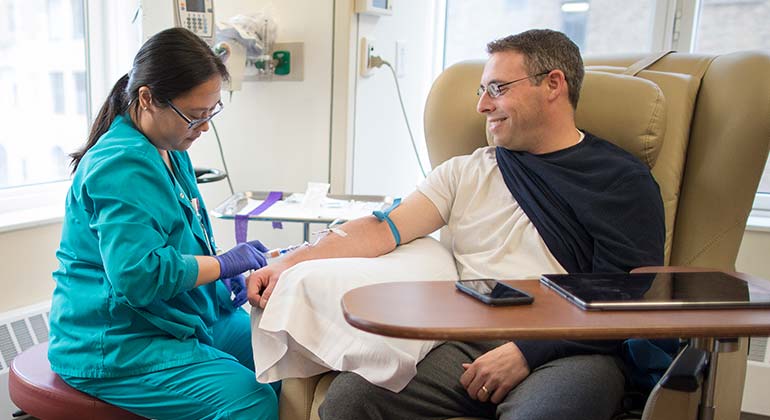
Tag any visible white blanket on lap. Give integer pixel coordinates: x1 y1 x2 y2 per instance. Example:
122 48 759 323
251 237 459 392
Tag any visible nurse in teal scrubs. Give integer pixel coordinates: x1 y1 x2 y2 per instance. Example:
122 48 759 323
48 27 278 420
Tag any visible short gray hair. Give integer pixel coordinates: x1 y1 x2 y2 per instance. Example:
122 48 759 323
487 29 584 109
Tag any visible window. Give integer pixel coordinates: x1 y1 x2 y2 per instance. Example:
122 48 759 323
0 146 7 186
74 71 86 115
692 0 770 207
444 0 657 67
1 1 15 36
0 0 141 229
47 0 68 41
71 0 84 39
0 1 86 189
49 72 65 114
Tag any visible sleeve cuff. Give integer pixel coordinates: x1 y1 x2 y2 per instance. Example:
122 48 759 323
514 339 624 371
180 255 200 292
513 340 560 371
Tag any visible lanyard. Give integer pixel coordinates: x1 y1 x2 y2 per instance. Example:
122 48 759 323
191 197 214 255
167 153 215 256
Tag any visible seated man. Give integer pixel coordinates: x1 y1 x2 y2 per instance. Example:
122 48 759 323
247 29 665 420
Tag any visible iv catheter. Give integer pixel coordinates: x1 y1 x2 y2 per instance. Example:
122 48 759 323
265 219 348 259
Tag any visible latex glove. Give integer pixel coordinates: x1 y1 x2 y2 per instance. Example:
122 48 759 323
222 274 247 307
460 342 530 404
215 240 269 279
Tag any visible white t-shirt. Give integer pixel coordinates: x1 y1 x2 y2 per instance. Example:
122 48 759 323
418 146 566 280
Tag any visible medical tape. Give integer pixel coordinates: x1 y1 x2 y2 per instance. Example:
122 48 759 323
372 198 402 246
311 226 348 244
235 191 283 243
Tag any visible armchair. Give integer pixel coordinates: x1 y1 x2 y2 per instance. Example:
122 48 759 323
279 51 770 420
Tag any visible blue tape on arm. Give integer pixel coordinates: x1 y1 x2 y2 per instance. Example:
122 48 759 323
373 198 402 246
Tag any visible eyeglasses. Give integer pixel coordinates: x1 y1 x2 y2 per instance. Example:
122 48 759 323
476 71 552 98
166 100 224 130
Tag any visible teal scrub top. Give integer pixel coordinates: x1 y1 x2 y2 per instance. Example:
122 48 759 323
49 114 237 378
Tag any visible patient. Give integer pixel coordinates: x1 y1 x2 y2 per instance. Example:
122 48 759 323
248 29 665 420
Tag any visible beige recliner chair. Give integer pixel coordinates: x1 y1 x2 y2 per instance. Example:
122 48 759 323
279 51 770 420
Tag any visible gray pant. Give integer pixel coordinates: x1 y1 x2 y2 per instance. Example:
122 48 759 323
319 341 625 420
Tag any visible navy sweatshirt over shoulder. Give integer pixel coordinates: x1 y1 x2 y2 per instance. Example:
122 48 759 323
495 132 666 370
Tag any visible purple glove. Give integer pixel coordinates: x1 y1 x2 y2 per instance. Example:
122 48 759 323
215 240 269 279
222 274 247 307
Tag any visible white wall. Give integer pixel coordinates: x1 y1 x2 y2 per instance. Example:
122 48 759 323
0 224 59 310
736 230 770 279
350 0 441 197
142 0 335 253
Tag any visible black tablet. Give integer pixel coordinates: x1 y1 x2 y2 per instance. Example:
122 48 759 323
540 271 770 311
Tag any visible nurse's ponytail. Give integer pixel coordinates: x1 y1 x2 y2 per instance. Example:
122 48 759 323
69 27 229 173
70 74 129 172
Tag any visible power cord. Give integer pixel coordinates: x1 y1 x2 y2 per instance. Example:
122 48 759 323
210 120 235 195
369 55 428 178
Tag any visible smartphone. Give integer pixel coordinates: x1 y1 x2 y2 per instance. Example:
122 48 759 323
455 279 534 306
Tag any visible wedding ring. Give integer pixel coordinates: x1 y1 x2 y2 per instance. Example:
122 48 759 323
481 385 490 395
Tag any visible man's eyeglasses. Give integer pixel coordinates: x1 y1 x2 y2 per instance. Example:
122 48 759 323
166 100 224 130
476 71 552 98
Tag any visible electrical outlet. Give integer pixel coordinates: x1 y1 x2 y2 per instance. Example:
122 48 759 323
360 37 376 78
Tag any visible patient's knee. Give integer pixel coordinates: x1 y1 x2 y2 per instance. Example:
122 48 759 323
318 372 383 420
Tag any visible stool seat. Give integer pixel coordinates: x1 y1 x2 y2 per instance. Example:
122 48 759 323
9 342 145 420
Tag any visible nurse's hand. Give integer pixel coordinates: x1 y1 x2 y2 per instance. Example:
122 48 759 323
215 240 269 279
221 274 248 307
247 261 289 309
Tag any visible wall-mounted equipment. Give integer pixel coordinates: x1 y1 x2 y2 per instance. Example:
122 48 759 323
174 0 215 43
215 14 304 89
355 0 393 16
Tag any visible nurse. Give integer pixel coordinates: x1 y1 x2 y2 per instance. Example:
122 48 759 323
48 27 278 420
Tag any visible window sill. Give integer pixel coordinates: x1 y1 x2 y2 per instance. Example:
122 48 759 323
746 211 770 234
0 181 69 234
0 206 65 234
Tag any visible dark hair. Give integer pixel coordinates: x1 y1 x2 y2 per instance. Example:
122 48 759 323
70 27 229 172
487 29 584 109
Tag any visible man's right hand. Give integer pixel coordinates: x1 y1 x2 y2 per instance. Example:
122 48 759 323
247 261 288 309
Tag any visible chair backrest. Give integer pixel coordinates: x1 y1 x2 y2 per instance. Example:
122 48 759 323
423 51 770 271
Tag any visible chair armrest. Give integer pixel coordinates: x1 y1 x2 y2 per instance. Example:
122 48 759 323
279 376 324 420
631 266 715 273
659 345 707 392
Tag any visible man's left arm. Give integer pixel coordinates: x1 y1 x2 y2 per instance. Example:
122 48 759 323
463 173 665 401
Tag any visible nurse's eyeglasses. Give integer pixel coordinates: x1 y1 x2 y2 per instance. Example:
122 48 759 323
166 100 224 130
476 71 552 98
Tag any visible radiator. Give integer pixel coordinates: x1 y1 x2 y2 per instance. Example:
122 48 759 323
743 336 770 415
0 300 51 418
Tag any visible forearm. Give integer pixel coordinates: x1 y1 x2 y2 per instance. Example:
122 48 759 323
194 255 221 286
278 191 444 270
280 215 397 268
